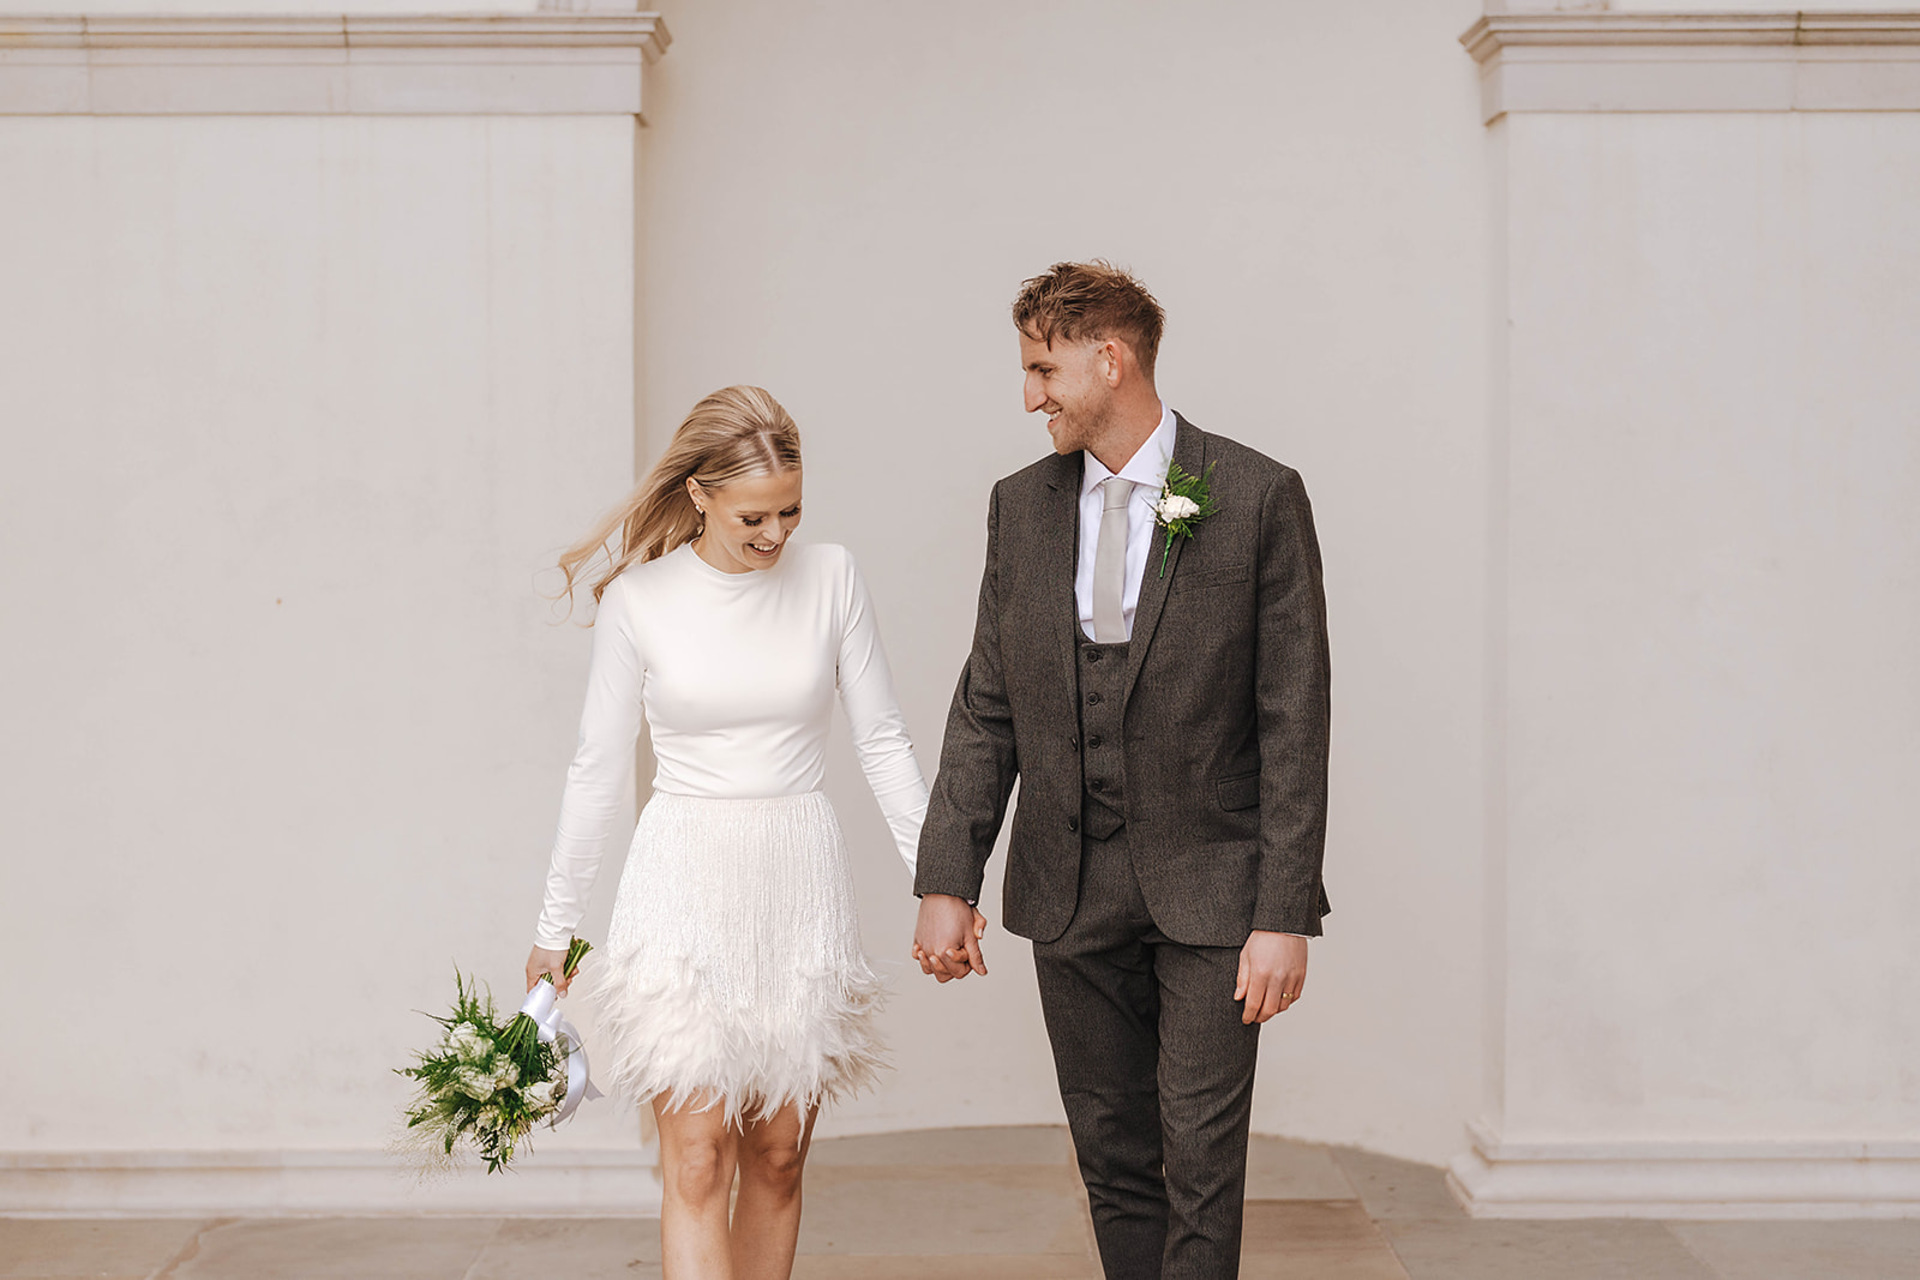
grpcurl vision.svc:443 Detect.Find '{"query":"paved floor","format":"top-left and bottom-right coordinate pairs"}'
top-left (6, 1127), bottom-right (1919, 1279)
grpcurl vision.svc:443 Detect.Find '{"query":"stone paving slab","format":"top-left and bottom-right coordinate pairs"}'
top-left (166, 1217), bottom-right (499, 1280)
top-left (1667, 1220), bottom-right (1920, 1280)
top-left (1241, 1200), bottom-right (1410, 1279)
top-left (1329, 1144), bottom-right (1468, 1221)
top-left (1379, 1218), bottom-right (1720, 1280)
top-left (1244, 1136), bottom-right (1359, 1200)
top-left (464, 1218), bottom-right (659, 1280)
top-left (0, 1218), bottom-right (206, 1279)
top-left (797, 1162), bottom-right (1089, 1257)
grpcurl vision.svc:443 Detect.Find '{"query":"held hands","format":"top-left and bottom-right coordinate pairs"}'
top-left (912, 893), bottom-right (990, 982)
top-left (526, 945), bottom-right (572, 995)
top-left (1236, 930), bottom-right (1307, 1024)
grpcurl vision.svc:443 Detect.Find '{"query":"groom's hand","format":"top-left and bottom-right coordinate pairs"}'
top-left (913, 894), bottom-right (988, 982)
top-left (1236, 931), bottom-right (1307, 1024)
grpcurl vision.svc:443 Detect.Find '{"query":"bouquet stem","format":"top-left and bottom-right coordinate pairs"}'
top-left (500, 937), bottom-right (592, 1057)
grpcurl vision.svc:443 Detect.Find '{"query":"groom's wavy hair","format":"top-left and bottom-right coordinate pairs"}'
top-left (555, 385), bottom-right (802, 614)
top-left (1012, 260), bottom-right (1165, 380)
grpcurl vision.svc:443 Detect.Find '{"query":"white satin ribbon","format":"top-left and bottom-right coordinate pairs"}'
top-left (517, 980), bottom-right (605, 1126)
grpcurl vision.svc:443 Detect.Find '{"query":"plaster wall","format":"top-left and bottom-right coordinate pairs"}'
top-left (1496, 109), bottom-right (1920, 1144)
top-left (631, 0), bottom-right (1492, 1164)
top-left (0, 116), bottom-right (645, 1163)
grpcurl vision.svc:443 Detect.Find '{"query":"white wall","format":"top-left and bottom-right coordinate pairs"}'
top-left (0, 117), bottom-right (643, 1167)
top-left (1498, 109), bottom-right (1920, 1143)
top-left (630, 0), bottom-right (1492, 1163)
top-left (1, 0), bottom-right (1497, 1176)
top-left (8, 0), bottom-right (1918, 1221)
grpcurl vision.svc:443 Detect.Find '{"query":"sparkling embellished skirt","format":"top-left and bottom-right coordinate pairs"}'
top-left (574, 789), bottom-right (886, 1127)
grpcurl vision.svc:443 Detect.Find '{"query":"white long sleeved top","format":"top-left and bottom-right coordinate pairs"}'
top-left (533, 540), bottom-right (928, 950)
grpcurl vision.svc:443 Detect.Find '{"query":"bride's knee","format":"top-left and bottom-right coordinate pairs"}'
top-left (738, 1132), bottom-right (807, 1197)
top-left (662, 1133), bottom-right (737, 1205)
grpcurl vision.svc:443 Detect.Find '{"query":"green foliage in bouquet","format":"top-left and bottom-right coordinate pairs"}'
top-left (392, 937), bottom-right (592, 1176)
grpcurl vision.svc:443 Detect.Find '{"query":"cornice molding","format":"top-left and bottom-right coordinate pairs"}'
top-left (0, 11), bottom-right (670, 115)
top-left (1461, 10), bottom-right (1920, 121)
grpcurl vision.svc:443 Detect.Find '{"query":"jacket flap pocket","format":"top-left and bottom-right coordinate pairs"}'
top-left (1178, 563), bottom-right (1251, 590)
top-left (1217, 773), bottom-right (1260, 811)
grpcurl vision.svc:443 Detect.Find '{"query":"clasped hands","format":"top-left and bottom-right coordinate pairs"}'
top-left (911, 893), bottom-right (990, 982)
top-left (911, 893), bottom-right (1308, 1024)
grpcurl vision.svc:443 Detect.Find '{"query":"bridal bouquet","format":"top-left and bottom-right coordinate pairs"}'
top-left (391, 936), bottom-right (601, 1176)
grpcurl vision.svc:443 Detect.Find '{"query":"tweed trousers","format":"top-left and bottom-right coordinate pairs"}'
top-left (1032, 822), bottom-right (1261, 1280)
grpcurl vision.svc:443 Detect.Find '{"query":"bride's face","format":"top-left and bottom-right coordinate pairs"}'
top-left (688, 468), bottom-right (804, 574)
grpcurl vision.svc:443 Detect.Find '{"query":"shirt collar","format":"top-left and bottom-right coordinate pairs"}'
top-left (1080, 402), bottom-right (1177, 498)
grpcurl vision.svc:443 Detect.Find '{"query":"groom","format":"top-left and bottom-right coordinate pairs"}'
top-left (913, 261), bottom-right (1331, 1280)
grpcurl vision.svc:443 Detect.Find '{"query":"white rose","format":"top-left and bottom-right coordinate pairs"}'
top-left (1158, 494), bottom-right (1200, 522)
top-left (447, 1023), bottom-right (490, 1062)
top-left (490, 1060), bottom-right (521, 1091)
top-left (455, 1065), bottom-right (494, 1099)
top-left (526, 1080), bottom-right (558, 1111)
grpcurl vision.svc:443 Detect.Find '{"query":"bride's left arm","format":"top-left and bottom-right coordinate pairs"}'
top-left (833, 547), bottom-right (929, 878)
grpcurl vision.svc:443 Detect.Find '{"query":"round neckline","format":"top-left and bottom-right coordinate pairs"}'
top-left (679, 537), bottom-right (789, 584)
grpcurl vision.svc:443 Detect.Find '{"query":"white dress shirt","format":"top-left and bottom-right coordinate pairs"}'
top-left (1075, 403), bottom-right (1178, 640)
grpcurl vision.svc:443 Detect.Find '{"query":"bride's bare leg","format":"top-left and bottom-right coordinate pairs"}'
top-left (729, 1102), bottom-right (817, 1280)
top-left (654, 1096), bottom-right (738, 1280)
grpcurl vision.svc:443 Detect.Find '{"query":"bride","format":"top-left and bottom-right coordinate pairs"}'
top-left (524, 385), bottom-right (980, 1279)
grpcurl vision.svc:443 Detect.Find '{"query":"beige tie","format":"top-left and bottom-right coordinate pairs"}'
top-left (1092, 476), bottom-right (1131, 642)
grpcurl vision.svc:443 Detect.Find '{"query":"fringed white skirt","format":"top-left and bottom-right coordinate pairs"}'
top-left (575, 789), bottom-right (886, 1128)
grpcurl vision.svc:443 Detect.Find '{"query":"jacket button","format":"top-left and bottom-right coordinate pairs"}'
top-left (1087, 692), bottom-right (1103, 705)
top-left (1090, 779), bottom-right (1105, 792)
top-left (1087, 735), bottom-right (1103, 749)
top-left (1067, 817), bottom-right (1079, 833)
top-left (1087, 649), bottom-right (1103, 663)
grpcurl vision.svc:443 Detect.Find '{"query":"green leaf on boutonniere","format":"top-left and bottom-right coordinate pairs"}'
top-left (1153, 459), bottom-right (1220, 577)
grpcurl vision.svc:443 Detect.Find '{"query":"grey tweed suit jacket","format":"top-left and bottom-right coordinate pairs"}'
top-left (914, 414), bottom-right (1332, 946)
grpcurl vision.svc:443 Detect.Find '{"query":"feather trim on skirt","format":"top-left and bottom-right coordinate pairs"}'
top-left (573, 789), bottom-right (886, 1128)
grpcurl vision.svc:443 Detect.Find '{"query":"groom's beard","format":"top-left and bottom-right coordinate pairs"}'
top-left (1047, 395), bottom-right (1117, 456)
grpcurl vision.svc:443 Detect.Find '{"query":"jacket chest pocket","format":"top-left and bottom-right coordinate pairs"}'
top-left (1175, 563), bottom-right (1250, 591)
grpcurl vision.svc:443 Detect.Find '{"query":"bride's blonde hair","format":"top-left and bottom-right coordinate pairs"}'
top-left (558, 385), bottom-right (802, 611)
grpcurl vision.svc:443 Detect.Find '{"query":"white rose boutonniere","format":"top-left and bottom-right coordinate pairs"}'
top-left (1153, 458), bottom-right (1220, 576)
top-left (1156, 494), bottom-right (1201, 523)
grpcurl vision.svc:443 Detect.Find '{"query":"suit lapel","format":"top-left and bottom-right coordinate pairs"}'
top-left (1121, 414), bottom-right (1203, 710)
top-left (1039, 450), bottom-right (1083, 697)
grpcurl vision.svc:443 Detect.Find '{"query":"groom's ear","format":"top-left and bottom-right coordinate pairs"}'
top-left (1099, 338), bottom-right (1128, 388)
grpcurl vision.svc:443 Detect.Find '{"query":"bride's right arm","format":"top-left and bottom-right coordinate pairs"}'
top-left (533, 575), bottom-right (645, 960)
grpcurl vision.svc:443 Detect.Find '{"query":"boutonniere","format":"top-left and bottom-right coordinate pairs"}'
top-left (1154, 458), bottom-right (1220, 577)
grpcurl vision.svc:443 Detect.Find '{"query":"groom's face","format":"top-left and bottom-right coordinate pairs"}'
top-left (1020, 329), bottom-right (1113, 456)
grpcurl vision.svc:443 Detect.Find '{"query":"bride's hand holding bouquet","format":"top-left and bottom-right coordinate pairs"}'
top-left (391, 936), bottom-right (598, 1177)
